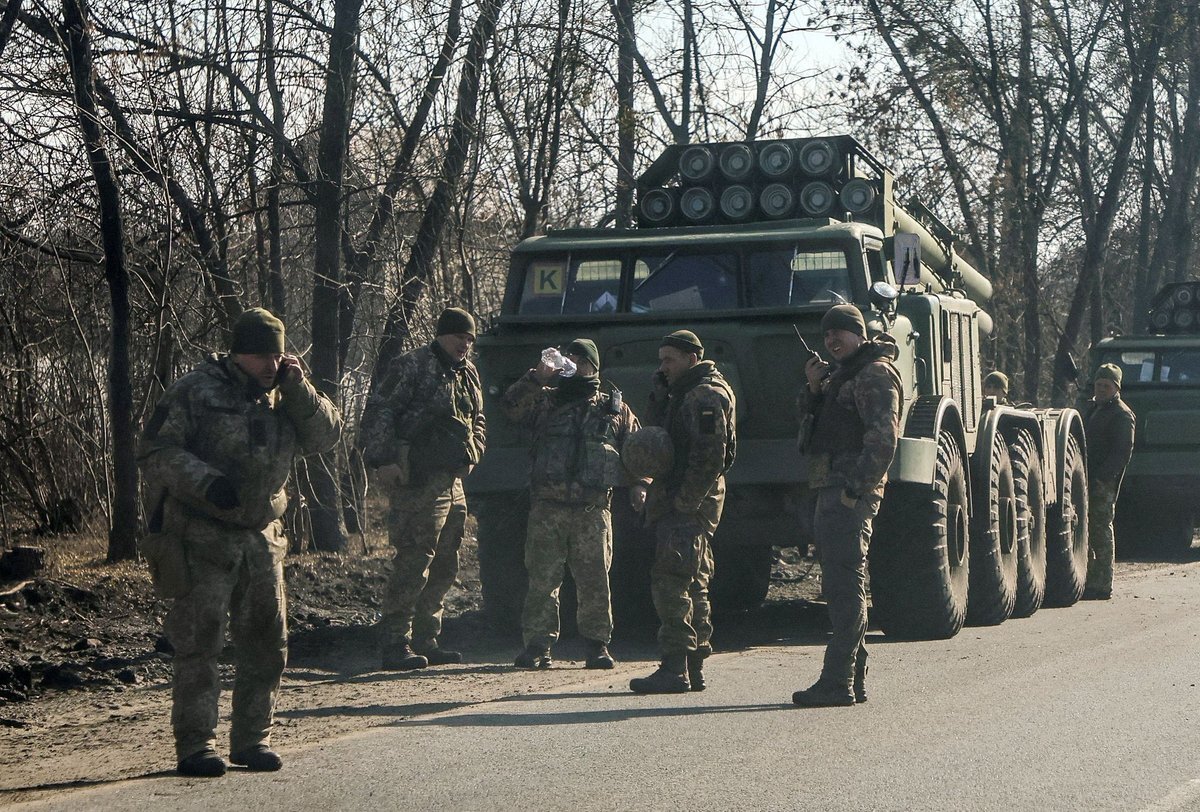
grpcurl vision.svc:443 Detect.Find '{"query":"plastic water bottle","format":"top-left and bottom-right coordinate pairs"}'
top-left (541, 347), bottom-right (577, 377)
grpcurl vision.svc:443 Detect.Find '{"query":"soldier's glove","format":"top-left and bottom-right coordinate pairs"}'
top-left (205, 477), bottom-right (241, 511)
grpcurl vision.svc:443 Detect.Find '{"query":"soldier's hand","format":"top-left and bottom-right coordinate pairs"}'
top-left (629, 483), bottom-right (648, 512)
top-left (376, 463), bottom-right (407, 490)
top-left (277, 354), bottom-right (303, 387)
top-left (533, 360), bottom-right (557, 384)
top-left (805, 355), bottom-right (830, 392)
top-left (205, 477), bottom-right (241, 511)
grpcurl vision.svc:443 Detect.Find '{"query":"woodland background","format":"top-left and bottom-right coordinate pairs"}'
top-left (0, 0), bottom-right (1195, 557)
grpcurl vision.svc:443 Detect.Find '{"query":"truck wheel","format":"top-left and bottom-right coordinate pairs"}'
top-left (1045, 433), bottom-right (1088, 607)
top-left (966, 438), bottom-right (1018, 625)
top-left (475, 490), bottom-right (530, 631)
top-left (870, 429), bottom-right (969, 639)
top-left (1010, 430), bottom-right (1047, 618)
top-left (710, 543), bottom-right (772, 616)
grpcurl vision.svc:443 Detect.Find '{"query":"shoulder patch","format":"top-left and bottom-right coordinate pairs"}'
top-left (699, 406), bottom-right (717, 435)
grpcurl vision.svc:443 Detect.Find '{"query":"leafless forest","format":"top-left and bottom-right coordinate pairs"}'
top-left (0, 0), bottom-right (1195, 557)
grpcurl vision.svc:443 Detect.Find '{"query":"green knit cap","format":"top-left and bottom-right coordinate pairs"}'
top-left (231, 308), bottom-right (286, 354)
top-left (983, 371), bottom-right (1009, 393)
top-left (661, 329), bottom-right (704, 358)
top-left (1096, 362), bottom-right (1122, 388)
top-left (436, 307), bottom-right (476, 337)
top-left (820, 304), bottom-right (866, 338)
top-left (563, 338), bottom-right (601, 371)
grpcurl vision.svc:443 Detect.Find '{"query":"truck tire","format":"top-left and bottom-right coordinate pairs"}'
top-left (710, 543), bottom-right (772, 616)
top-left (1045, 433), bottom-right (1088, 607)
top-left (966, 438), bottom-right (1018, 626)
top-left (870, 429), bottom-right (969, 639)
top-left (1010, 430), bottom-right (1047, 618)
top-left (475, 490), bottom-right (530, 631)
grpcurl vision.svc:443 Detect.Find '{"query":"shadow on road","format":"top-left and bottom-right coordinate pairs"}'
top-left (392, 701), bottom-right (790, 729)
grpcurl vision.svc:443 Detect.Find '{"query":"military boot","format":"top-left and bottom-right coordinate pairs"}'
top-left (792, 678), bottom-right (855, 708)
top-left (381, 640), bottom-right (428, 671)
top-left (853, 649), bottom-right (868, 704)
top-left (230, 744), bottom-right (283, 772)
top-left (686, 650), bottom-right (706, 691)
top-left (415, 639), bottom-right (463, 666)
top-left (629, 654), bottom-right (690, 694)
top-left (514, 644), bottom-right (552, 669)
top-left (584, 639), bottom-right (615, 669)
top-left (177, 747), bottom-right (227, 777)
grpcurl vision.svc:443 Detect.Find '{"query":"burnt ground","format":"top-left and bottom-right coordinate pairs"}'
top-left (0, 520), bottom-right (826, 800)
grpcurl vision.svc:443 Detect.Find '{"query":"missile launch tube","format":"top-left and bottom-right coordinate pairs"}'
top-left (892, 205), bottom-right (993, 303)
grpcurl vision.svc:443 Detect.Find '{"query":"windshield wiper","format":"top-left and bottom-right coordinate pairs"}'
top-left (634, 250), bottom-right (678, 292)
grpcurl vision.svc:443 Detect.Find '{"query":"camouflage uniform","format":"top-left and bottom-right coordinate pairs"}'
top-left (502, 372), bottom-right (641, 648)
top-left (1083, 394), bottom-right (1135, 594)
top-left (360, 341), bottom-right (486, 649)
top-left (798, 339), bottom-right (901, 689)
top-left (645, 361), bottom-right (736, 656)
top-left (137, 354), bottom-right (342, 760)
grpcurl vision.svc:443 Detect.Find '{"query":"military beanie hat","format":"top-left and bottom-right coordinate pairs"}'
top-left (821, 304), bottom-right (866, 338)
top-left (231, 307), bottom-right (286, 354)
top-left (436, 307), bottom-right (476, 337)
top-left (564, 338), bottom-right (601, 371)
top-left (661, 329), bottom-right (704, 358)
top-left (983, 371), bottom-right (1010, 393)
top-left (1096, 362), bottom-right (1122, 388)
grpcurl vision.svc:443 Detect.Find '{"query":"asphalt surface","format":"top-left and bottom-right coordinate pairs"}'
top-left (10, 560), bottom-right (1200, 812)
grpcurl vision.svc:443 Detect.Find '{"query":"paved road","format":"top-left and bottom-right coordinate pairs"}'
top-left (11, 561), bottom-right (1199, 811)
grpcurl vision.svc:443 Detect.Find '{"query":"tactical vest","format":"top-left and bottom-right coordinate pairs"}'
top-left (663, 366), bottom-right (737, 487)
top-left (811, 346), bottom-right (901, 456)
top-left (530, 394), bottom-right (624, 504)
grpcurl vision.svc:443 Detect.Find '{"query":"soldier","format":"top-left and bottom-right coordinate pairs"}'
top-left (983, 371), bottom-right (1010, 404)
top-left (137, 308), bottom-right (343, 776)
top-left (1082, 362), bottom-right (1135, 600)
top-left (501, 338), bottom-right (644, 670)
top-left (629, 330), bottom-right (736, 694)
top-left (792, 304), bottom-right (901, 707)
top-left (360, 307), bottom-right (486, 670)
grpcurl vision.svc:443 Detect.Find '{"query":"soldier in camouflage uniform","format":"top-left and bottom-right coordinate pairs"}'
top-left (792, 304), bottom-right (901, 707)
top-left (501, 338), bottom-right (644, 670)
top-left (1082, 362), bottom-right (1136, 600)
top-left (359, 307), bottom-right (486, 670)
top-left (630, 330), bottom-right (736, 694)
top-left (137, 308), bottom-right (342, 777)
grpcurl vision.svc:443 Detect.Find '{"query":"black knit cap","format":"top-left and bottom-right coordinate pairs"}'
top-left (661, 329), bottom-right (704, 358)
top-left (820, 304), bottom-right (866, 338)
top-left (436, 307), bottom-right (476, 337)
top-left (563, 338), bottom-right (601, 371)
top-left (231, 307), bottom-right (286, 354)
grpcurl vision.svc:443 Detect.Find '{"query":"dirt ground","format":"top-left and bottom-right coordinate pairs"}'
top-left (0, 524), bottom-right (824, 802)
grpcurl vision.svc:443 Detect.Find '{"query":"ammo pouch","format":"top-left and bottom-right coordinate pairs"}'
top-left (140, 530), bottom-right (191, 600)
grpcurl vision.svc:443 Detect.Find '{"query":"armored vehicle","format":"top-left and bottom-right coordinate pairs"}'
top-left (1087, 282), bottom-right (1200, 553)
top-left (470, 135), bottom-right (1090, 638)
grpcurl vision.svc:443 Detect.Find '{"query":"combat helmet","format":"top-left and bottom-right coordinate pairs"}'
top-left (622, 427), bottom-right (675, 478)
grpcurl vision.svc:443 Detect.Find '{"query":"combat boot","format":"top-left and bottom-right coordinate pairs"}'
top-left (853, 649), bottom-right (868, 704)
top-left (792, 678), bottom-right (855, 708)
top-left (514, 644), bottom-right (552, 669)
top-left (415, 639), bottom-right (463, 665)
top-left (686, 650), bottom-right (706, 691)
top-left (629, 654), bottom-right (690, 694)
top-left (230, 744), bottom-right (283, 772)
top-left (584, 639), bottom-right (615, 669)
top-left (177, 747), bottom-right (227, 777)
top-left (381, 640), bottom-right (428, 671)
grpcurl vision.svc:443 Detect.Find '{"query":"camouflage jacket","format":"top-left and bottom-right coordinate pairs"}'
top-left (359, 342), bottom-right (486, 479)
top-left (798, 340), bottom-right (902, 498)
top-left (502, 372), bottom-right (642, 506)
top-left (1084, 395), bottom-right (1135, 485)
top-left (646, 360), bottom-right (737, 521)
top-left (137, 354), bottom-right (343, 532)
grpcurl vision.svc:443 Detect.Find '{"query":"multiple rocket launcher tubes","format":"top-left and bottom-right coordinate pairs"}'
top-left (1148, 282), bottom-right (1200, 334)
top-left (636, 136), bottom-right (887, 228)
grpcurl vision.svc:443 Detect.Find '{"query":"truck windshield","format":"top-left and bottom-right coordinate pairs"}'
top-left (1097, 349), bottom-right (1200, 385)
top-left (515, 245), bottom-right (853, 315)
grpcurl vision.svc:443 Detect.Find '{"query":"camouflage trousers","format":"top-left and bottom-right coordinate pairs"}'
top-left (650, 488), bottom-right (722, 656)
top-left (522, 499), bottom-right (613, 648)
top-left (1086, 478), bottom-right (1119, 592)
top-left (382, 471), bottom-right (466, 648)
top-left (164, 520), bottom-right (288, 760)
top-left (813, 486), bottom-right (878, 686)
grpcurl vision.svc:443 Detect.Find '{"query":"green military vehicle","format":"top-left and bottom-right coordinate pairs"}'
top-left (1087, 283), bottom-right (1200, 553)
top-left (470, 135), bottom-right (1091, 639)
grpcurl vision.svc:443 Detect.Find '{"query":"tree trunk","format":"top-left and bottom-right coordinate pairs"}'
top-left (614, 0), bottom-right (635, 228)
top-left (62, 0), bottom-right (138, 561)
